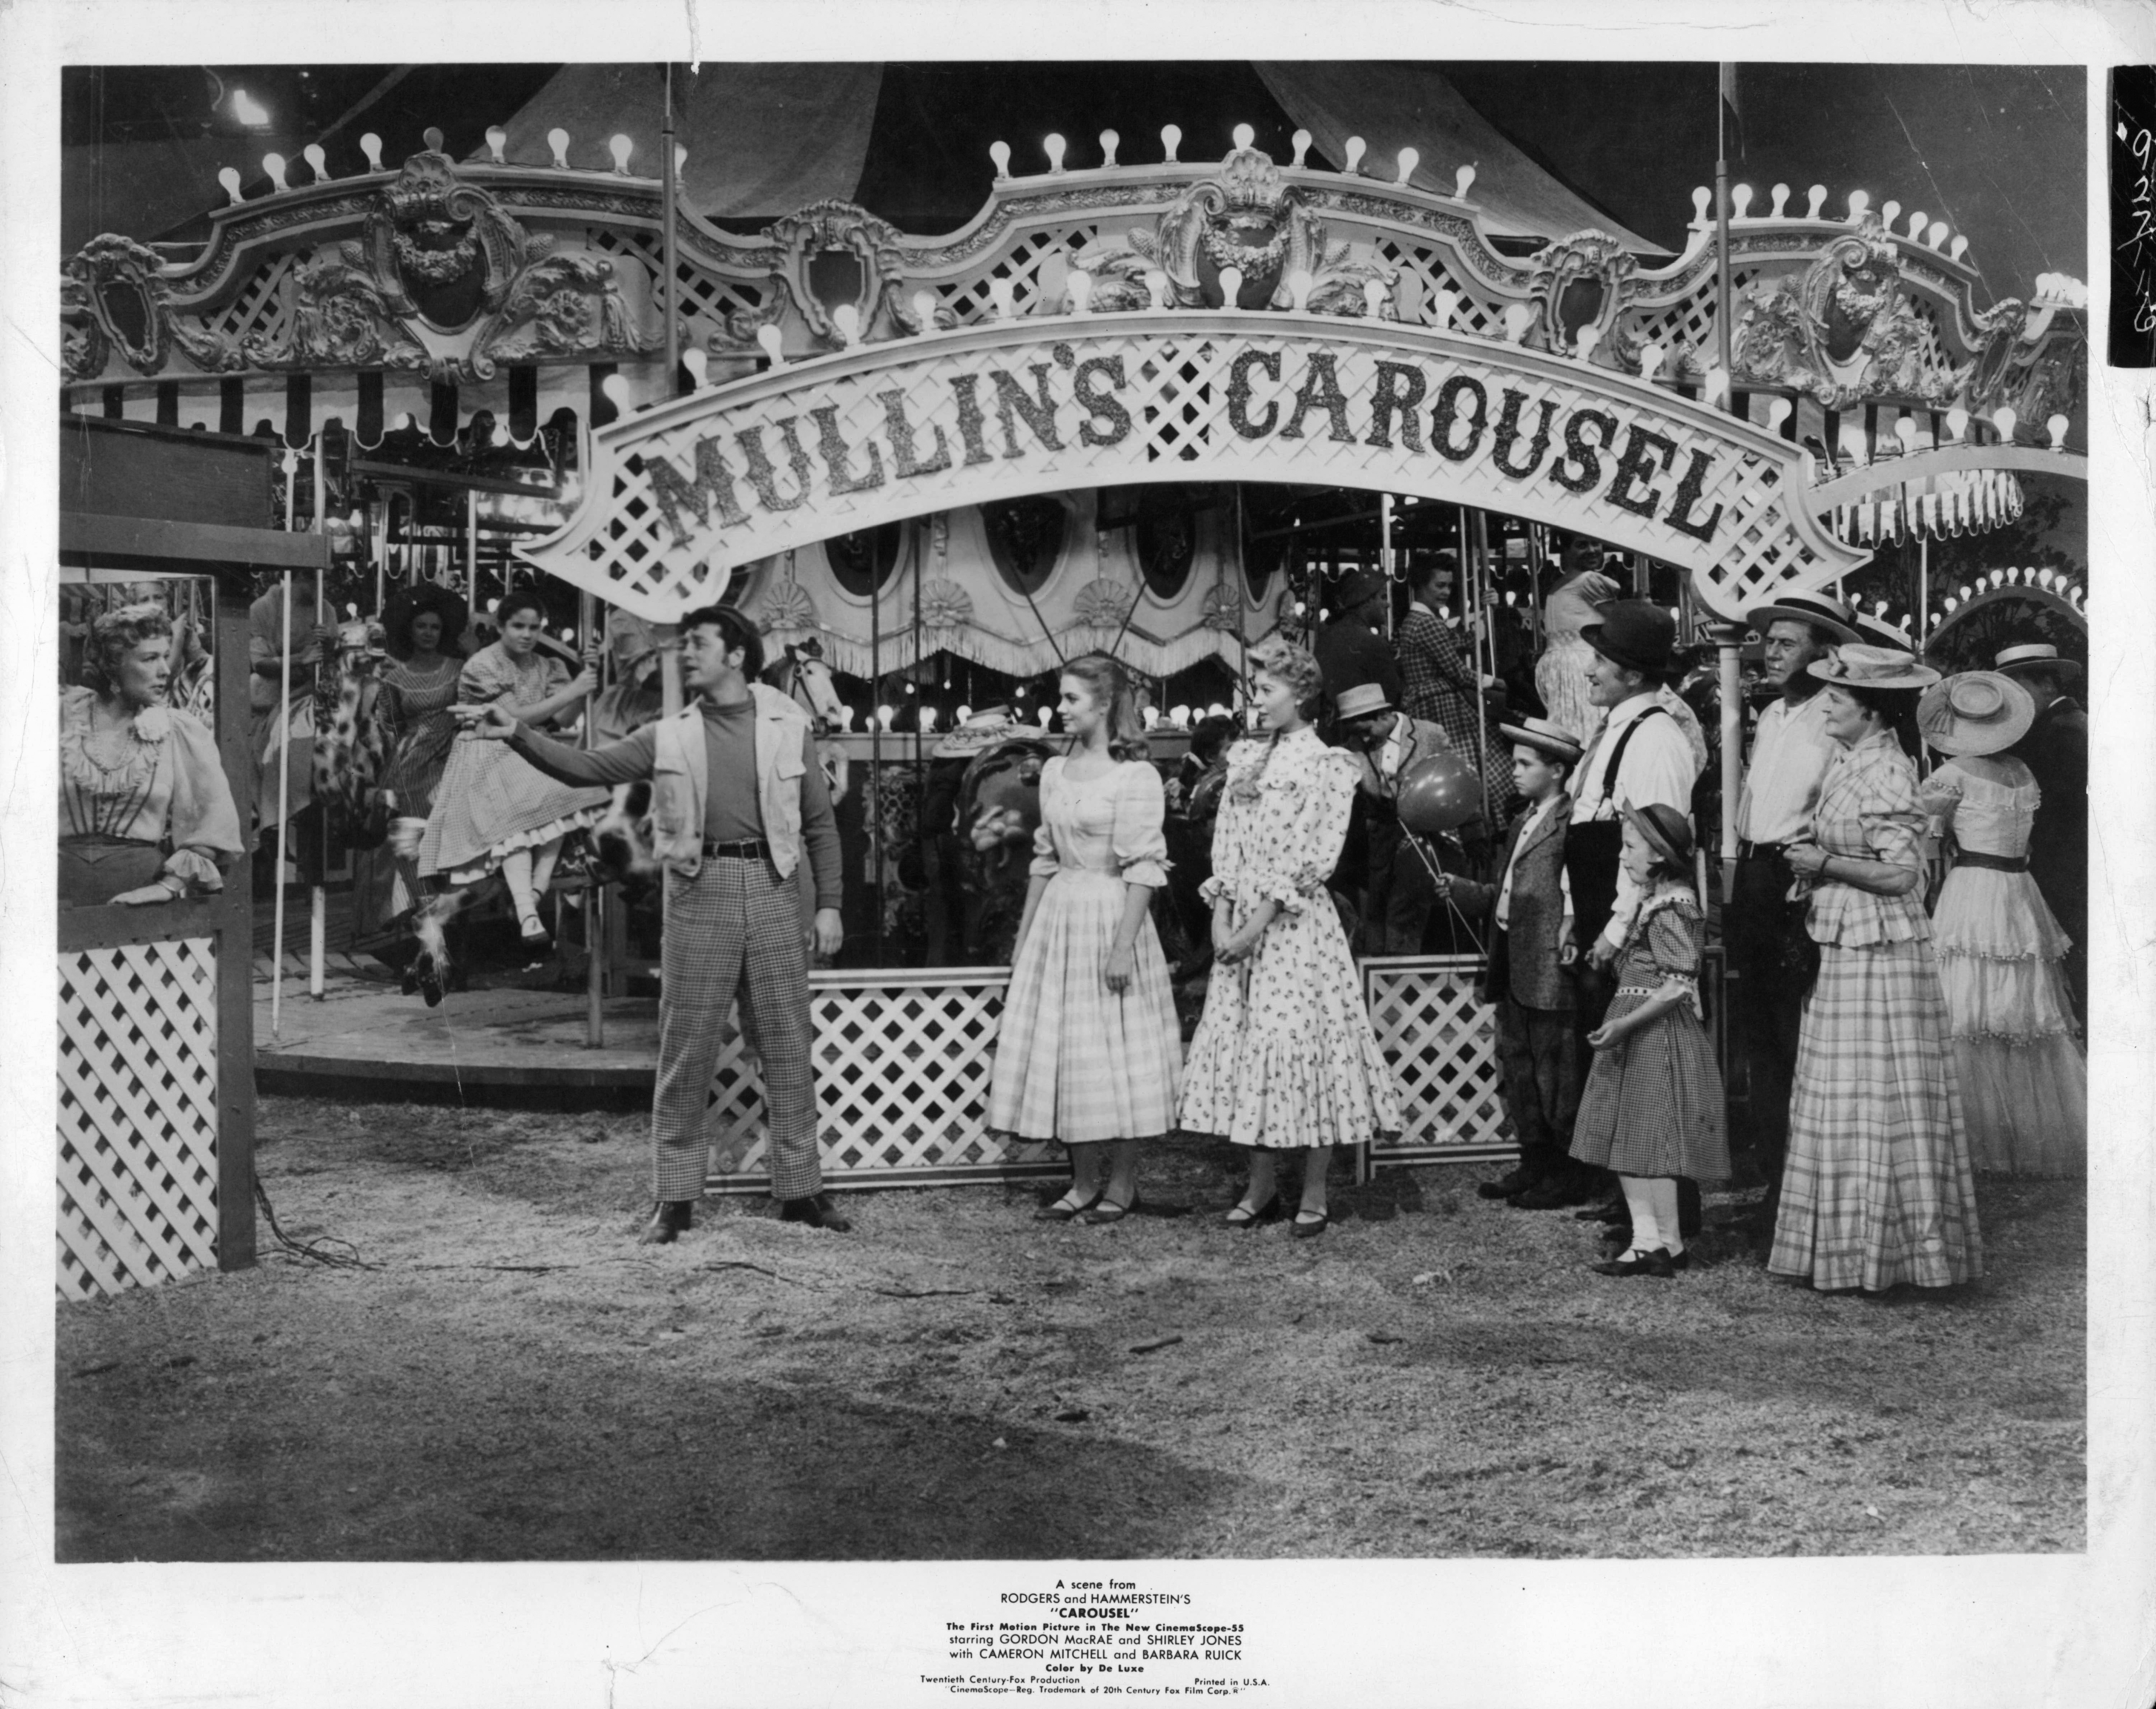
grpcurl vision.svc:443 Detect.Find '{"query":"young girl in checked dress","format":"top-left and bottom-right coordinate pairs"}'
top-left (1568, 803), bottom-right (1730, 1277)
top-left (1177, 641), bottom-right (1402, 1239)
top-left (988, 653), bottom-right (1182, 1223)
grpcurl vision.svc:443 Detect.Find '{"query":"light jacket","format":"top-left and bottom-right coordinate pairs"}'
top-left (648, 684), bottom-right (812, 880)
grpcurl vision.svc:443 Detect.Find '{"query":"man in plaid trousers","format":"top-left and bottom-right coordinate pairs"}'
top-left (468, 604), bottom-right (849, 1241)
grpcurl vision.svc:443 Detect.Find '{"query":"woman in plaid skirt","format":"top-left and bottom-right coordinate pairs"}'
top-left (989, 654), bottom-right (1182, 1224)
top-left (1176, 641), bottom-right (1403, 1239)
top-left (1770, 647), bottom-right (1982, 1293)
top-left (1568, 803), bottom-right (1730, 1277)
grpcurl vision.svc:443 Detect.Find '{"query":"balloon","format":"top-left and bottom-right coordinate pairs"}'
top-left (1396, 751), bottom-right (1484, 835)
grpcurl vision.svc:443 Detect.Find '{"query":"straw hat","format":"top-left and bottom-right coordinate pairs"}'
top-left (1992, 642), bottom-right (2084, 688)
top-left (1332, 681), bottom-right (1399, 723)
top-left (1621, 801), bottom-right (1695, 870)
top-left (1497, 714), bottom-right (1586, 766)
top-left (1746, 588), bottom-right (1860, 645)
top-left (1918, 671), bottom-right (2035, 757)
top-left (1807, 643), bottom-right (1941, 691)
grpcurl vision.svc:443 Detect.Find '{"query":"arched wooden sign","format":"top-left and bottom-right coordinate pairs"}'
top-left (520, 310), bottom-right (1868, 623)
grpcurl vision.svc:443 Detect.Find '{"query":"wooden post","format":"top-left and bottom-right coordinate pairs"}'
top-left (309, 459), bottom-right (327, 1001)
top-left (1717, 623), bottom-right (1744, 904)
top-left (213, 562), bottom-right (258, 1270)
top-left (271, 573), bottom-right (293, 1039)
top-left (582, 590), bottom-right (605, 1048)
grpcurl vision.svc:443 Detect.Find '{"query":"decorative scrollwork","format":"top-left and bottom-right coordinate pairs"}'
top-left (919, 578), bottom-right (975, 629)
top-left (63, 235), bottom-right (243, 375)
top-left (1526, 230), bottom-right (1638, 360)
top-left (743, 200), bottom-right (915, 349)
top-left (1081, 142), bottom-right (1395, 316)
top-left (1072, 576), bottom-right (1137, 628)
top-left (1729, 216), bottom-right (1964, 408)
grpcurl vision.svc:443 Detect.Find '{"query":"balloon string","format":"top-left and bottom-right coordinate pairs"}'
top-left (1401, 830), bottom-right (1485, 955)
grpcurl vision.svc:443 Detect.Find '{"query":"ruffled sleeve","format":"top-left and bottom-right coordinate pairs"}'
top-left (1109, 761), bottom-right (1170, 887)
top-left (1860, 749), bottom-right (1926, 871)
top-left (457, 645), bottom-right (516, 703)
top-left (160, 708), bottom-right (246, 889)
top-left (1199, 741), bottom-right (1266, 905)
top-left (1917, 760), bottom-right (1965, 839)
top-left (1646, 897), bottom-right (1702, 976)
top-left (1028, 757), bottom-right (1063, 880)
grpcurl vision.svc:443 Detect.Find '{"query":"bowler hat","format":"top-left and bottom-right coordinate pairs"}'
top-left (1332, 681), bottom-right (1399, 723)
top-left (1622, 801), bottom-right (1695, 870)
top-left (1329, 569), bottom-right (1389, 615)
top-left (1580, 600), bottom-right (1677, 680)
top-left (1497, 714), bottom-right (1585, 766)
top-left (1992, 642), bottom-right (2083, 688)
top-left (1747, 588), bottom-right (1860, 645)
top-left (1918, 671), bottom-right (2035, 757)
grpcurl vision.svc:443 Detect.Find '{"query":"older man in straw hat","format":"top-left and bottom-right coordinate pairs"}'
top-left (1726, 588), bottom-right (1860, 1241)
top-left (1996, 642), bottom-right (2087, 1023)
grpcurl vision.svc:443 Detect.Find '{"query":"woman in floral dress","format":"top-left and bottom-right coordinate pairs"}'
top-left (353, 586), bottom-right (467, 941)
top-left (1770, 646), bottom-right (1981, 1293)
top-left (1177, 640), bottom-right (1403, 1239)
top-left (988, 653), bottom-right (1182, 1222)
top-left (420, 589), bottom-right (606, 944)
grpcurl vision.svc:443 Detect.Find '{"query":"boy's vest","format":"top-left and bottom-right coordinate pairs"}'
top-left (647, 684), bottom-right (811, 880)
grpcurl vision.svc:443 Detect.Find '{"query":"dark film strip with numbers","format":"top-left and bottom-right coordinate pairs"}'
top-left (2111, 65), bottom-right (2156, 366)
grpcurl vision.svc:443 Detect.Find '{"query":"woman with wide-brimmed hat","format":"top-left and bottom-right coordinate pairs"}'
top-left (1916, 671), bottom-right (2085, 1177)
top-left (1770, 646), bottom-right (1983, 1293)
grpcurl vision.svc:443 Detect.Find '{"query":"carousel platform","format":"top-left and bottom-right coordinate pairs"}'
top-left (251, 886), bottom-right (659, 1110)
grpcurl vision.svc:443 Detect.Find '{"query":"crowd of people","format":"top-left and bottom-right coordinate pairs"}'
top-left (60, 547), bottom-right (2090, 1293)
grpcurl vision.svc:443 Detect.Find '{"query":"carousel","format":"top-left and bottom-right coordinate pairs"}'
top-left (55, 66), bottom-right (2087, 1293)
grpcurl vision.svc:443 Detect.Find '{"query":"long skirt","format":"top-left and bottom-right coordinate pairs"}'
top-left (1177, 887), bottom-right (1402, 1151)
top-left (987, 870), bottom-right (1181, 1144)
top-left (1769, 937), bottom-right (1982, 1291)
top-left (1932, 865), bottom-right (2085, 1178)
top-left (1570, 994), bottom-right (1730, 1180)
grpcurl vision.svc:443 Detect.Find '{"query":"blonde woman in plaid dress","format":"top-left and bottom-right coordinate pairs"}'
top-left (1178, 641), bottom-right (1403, 1239)
top-left (989, 654), bottom-right (1181, 1224)
top-left (1770, 647), bottom-right (1982, 1293)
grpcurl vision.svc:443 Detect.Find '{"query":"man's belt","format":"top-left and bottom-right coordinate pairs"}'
top-left (1736, 840), bottom-right (1785, 860)
top-left (703, 838), bottom-right (770, 859)
top-left (1953, 850), bottom-right (2028, 873)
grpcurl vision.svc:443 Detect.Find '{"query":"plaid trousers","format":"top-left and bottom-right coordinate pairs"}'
top-left (652, 854), bottom-right (822, 1203)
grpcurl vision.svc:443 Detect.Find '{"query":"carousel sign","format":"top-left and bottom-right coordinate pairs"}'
top-left (521, 312), bottom-right (1868, 623)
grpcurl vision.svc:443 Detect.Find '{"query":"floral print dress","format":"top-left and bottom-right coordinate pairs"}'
top-left (1176, 727), bottom-right (1403, 1151)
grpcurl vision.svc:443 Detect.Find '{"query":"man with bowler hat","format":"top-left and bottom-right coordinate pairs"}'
top-left (1313, 568), bottom-right (1404, 719)
top-left (1726, 588), bottom-right (1859, 1240)
top-left (1533, 599), bottom-right (1698, 1211)
top-left (1998, 641), bottom-right (2088, 1023)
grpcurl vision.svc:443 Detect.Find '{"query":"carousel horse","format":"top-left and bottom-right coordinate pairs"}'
top-left (260, 618), bottom-right (394, 839)
top-left (764, 638), bottom-right (851, 805)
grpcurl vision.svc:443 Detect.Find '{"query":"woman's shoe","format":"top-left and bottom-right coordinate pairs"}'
top-left (1223, 1193), bottom-right (1282, 1229)
top-left (1592, 1247), bottom-right (1677, 1278)
top-left (1084, 1193), bottom-right (1139, 1225)
top-left (520, 916), bottom-right (552, 946)
top-left (1290, 1209), bottom-right (1330, 1240)
top-left (1034, 1188), bottom-right (1104, 1222)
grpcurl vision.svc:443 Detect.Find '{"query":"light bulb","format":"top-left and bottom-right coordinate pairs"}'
top-left (1169, 704), bottom-right (1190, 727)
top-left (1142, 707), bottom-right (1160, 729)
top-left (875, 704), bottom-right (894, 731)
top-left (919, 706), bottom-right (939, 733)
top-left (1037, 705), bottom-right (1053, 728)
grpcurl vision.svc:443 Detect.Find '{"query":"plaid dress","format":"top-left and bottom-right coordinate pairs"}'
top-left (1569, 888), bottom-right (1730, 1180)
top-left (1769, 732), bottom-right (1982, 1291)
top-left (987, 758), bottom-right (1182, 1144)
top-left (1177, 730), bottom-right (1403, 1150)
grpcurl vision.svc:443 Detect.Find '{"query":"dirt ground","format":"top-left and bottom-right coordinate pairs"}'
top-left (55, 1096), bottom-right (2084, 1561)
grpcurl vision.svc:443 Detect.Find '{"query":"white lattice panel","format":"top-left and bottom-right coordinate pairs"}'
top-left (931, 225), bottom-right (1105, 326)
top-left (589, 226), bottom-right (764, 354)
top-left (57, 941), bottom-right (221, 1301)
top-left (1626, 268), bottom-right (1758, 368)
top-left (703, 971), bottom-right (1061, 1192)
top-left (1375, 236), bottom-right (1503, 337)
top-left (1359, 956), bottom-right (1514, 1171)
top-left (201, 251), bottom-right (299, 351)
top-left (526, 312), bottom-right (1866, 624)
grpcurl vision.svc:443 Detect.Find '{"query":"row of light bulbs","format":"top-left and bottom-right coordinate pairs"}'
top-left (1937, 567), bottom-right (2086, 616)
top-left (844, 702), bottom-right (1237, 734)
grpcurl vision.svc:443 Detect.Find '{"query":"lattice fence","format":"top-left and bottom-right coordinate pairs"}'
top-left (56, 941), bottom-right (222, 1301)
top-left (1357, 955), bottom-right (1513, 1177)
top-left (930, 225), bottom-right (1106, 326)
top-left (198, 250), bottom-right (300, 352)
top-left (703, 969), bottom-right (1061, 1192)
top-left (533, 317), bottom-right (1865, 622)
top-left (1375, 235), bottom-right (1504, 337)
top-left (588, 226), bottom-right (764, 354)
